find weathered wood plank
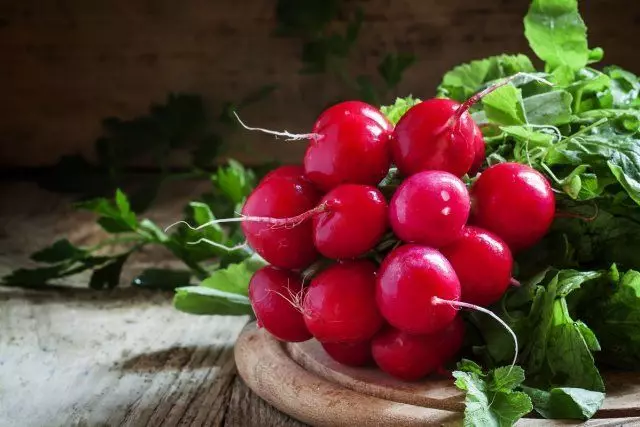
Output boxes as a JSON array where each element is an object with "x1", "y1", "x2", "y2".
[
  {"x1": 0, "y1": 287, "x2": 248, "y2": 427},
  {"x1": 0, "y1": 180, "x2": 295, "y2": 427},
  {"x1": 224, "y1": 377, "x2": 307, "y2": 427}
]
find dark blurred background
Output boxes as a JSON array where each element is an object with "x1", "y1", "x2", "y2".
[{"x1": 1, "y1": 0, "x2": 640, "y2": 171}]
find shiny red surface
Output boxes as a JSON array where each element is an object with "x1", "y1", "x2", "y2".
[
  {"x1": 469, "y1": 124, "x2": 486, "y2": 176},
  {"x1": 313, "y1": 184, "x2": 388, "y2": 259},
  {"x1": 241, "y1": 167, "x2": 321, "y2": 270},
  {"x1": 321, "y1": 340, "x2": 373, "y2": 367},
  {"x1": 303, "y1": 260, "x2": 384, "y2": 343},
  {"x1": 371, "y1": 317, "x2": 465, "y2": 381},
  {"x1": 249, "y1": 266, "x2": 312, "y2": 342},
  {"x1": 441, "y1": 226, "x2": 513, "y2": 307},
  {"x1": 304, "y1": 101, "x2": 392, "y2": 191},
  {"x1": 390, "y1": 98, "x2": 476, "y2": 177},
  {"x1": 389, "y1": 170, "x2": 470, "y2": 247},
  {"x1": 376, "y1": 244, "x2": 461, "y2": 334},
  {"x1": 471, "y1": 162, "x2": 555, "y2": 252}
]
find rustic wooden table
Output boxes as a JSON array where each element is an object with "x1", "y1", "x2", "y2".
[{"x1": 0, "y1": 181, "x2": 305, "y2": 427}]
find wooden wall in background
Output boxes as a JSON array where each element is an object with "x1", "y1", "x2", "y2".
[{"x1": 1, "y1": 0, "x2": 640, "y2": 167}]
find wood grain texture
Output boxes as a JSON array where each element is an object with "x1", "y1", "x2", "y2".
[
  {"x1": 0, "y1": 287, "x2": 247, "y2": 427},
  {"x1": 1, "y1": 0, "x2": 640, "y2": 167},
  {"x1": 0, "y1": 181, "x2": 304, "y2": 427},
  {"x1": 236, "y1": 322, "x2": 640, "y2": 427},
  {"x1": 235, "y1": 323, "x2": 462, "y2": 427}
]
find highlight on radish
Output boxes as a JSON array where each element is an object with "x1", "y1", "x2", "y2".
[{"x1": 389, "y1": 171, "x2": 470, "y2": 248}]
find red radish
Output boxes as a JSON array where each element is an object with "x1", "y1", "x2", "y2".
[
  {"x1": 184, "y1": 182, "x2": 385, "y2": 264},
  {"x1": 304, "y1": 101, "x2": 393, "y2": 191},
  {"x1": 440, "y1": 226, "x2": 513, "y2": 307},
  {"x1": 376, "y1": 244, "x2": 461, "y2": 334},
  {"x1": 321, "y1": 341, "x2": 373, "y2": 367},
  {"x1": 471, "y1": 162, "x2": 555, "y2": 252},
  {"x1": 391, "y1": 98, "x2": 477, "y2": 177},
  {"x1": 389, "y1": 170, "x2": 470, "y2": 247},
  {"x1": 390, "y1": 73, "x2": 550, "y2": 178},
  {"x1": 249, "y1": 266, "x2": 311, "y2": 342},
  {"x1": 315, "y1": 100, "x2": 393, "y2": 133},
  {"x1": 313, "y1": 184, "x2": 388, "y2": 259},
  {"x1": 371, "y1": 317, "x2": 465, "y2": 381},
  {"x1": 258, "y1": 165, "x2": 309, "y2": 184},
  {"x1": 469, "y1": 124, "x2": 486, "y2": 175},
  {"x1": 303, "y1": 260, "x2": 384, "y2": 343},
  {"x1": 241, "y1": 167, "x2": 321, "y2": 270}
]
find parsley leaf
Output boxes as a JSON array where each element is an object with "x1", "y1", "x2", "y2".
[
  {"x1": 522, "y1": 386, "x2": 605, "y2": 420},
  {"x1": 173, "y1": 255, "x2": 266, "y2": 315},
  {"x1": 453, "y1": 360, "x2": 532, "y2": 427}
]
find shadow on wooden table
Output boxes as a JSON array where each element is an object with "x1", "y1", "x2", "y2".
[{"x1": 120, "y1": 344, "x2": 234, "y2": 372}]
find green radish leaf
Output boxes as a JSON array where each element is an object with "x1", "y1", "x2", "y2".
[
  {"x1": 522, "y1": 90, "x2": 573, "y2": 125},
  {"x1": 437, "y1": 54, "x2": 535, "y2": 102},
  {"x1": 30, "y1": 239, "x2": 87, "y2": 263},
  {"x1": 200, "y1": 260, "x2": 262, "y2": 296},
  {"x1": 453, "y1": 361, "x2": 532, "y2": 427},
  {"x1": 550, "y1": 123, "x2": 640, "y2": 206},
  {"x1": 544, "y1": 299, "x2": 605, "y2": 391},
  {"x1": 172, "y1": 256, "x2": 266, "y2": 315},
  {"x1": 173, "y1": 286, "x2": 253, "y2": 315},
  {"x1": 501, "y1": 125, "x2": 556, "y2": 146},
  {"x1": 585, "y1": 269, "x2": 640, "y2": 368},
  {"x1": 522, "y1": 386, "x2": 604, "y2": 420},
  {"x1": 524, "y1": 0, "x2": 589, "y2": 71},
  {"x1": 482, "y1": 84, "x2": 526, "y2": 126},
  {"x1": 380, "y1": 96, "x2": 421, "y2": 125},
  {"x1": 604, "y1": 66, "x2": 640, "y2": 108}
]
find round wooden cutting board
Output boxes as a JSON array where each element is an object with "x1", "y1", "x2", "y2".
[{"x1": 234, "y1": 322, "x2": 640, "y2": 426}]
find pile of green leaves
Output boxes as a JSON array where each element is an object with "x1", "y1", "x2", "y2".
[{"x1": 383, "y1": 0, "x2": 640, "y2": 424}]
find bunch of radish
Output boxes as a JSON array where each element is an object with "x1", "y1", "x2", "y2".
[{"x1": 211, "y1": 76, "x2": 556, "y2": 381}]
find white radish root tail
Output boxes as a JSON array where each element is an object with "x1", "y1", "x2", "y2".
[
  {"x1": 432, "y1": 296, "x2": 519, "y2": 372},
  {"x1": 186, "y1": 239, "x2": 248, "y2": 252},
  {"x1": 164, "y1": 202, "x2": 329, "y2": 234},
  {"x1": 267, "y1": 284, "x2": 306, "y2": 315},
  {"x1": 233, "y1": 112, "x2": 321, "y2": 142}
]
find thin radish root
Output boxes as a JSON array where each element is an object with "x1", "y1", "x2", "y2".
[
  {"x1": 186, "y1": 238, "x2": 248, "y2": 252},
  {"x1": 509, "y1": 277, "x2": 521, "y2": 287},
  {"x1": 164, "y1": 202, "x2": 329, "y2": 234},
  {"x1": 267, "y1": 284, "x2": 306, "y2": 315},
  {"x1": 432, "y1": 296, "x2": 519, "y2": 372},
  {"x1": 233, "y1": 111, "x2": 321, "y2": 141}
]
